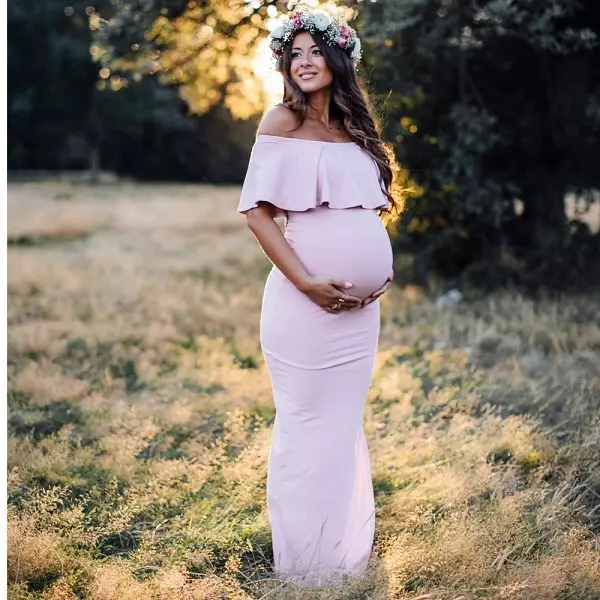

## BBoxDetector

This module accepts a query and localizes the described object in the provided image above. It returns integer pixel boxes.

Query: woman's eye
[291,49,321,58]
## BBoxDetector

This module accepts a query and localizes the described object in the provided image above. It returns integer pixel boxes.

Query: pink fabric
[237,135,389,217]
[238,135,393,587]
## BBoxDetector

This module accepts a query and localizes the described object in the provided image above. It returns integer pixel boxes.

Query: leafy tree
[360,0,600,287]
[8,0,113,173]
[92,0,286,120]
[7,0,262,180]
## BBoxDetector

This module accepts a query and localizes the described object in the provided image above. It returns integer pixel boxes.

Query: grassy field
[7,180,600,600]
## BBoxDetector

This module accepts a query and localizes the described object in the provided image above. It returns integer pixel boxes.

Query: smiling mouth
[299,73,317,80]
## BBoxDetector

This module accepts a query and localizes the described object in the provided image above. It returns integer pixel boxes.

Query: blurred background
[6,2,600,599]
[8,0,600,289]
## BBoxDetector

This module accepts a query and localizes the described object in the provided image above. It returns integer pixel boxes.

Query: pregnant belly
[285,206,393,301]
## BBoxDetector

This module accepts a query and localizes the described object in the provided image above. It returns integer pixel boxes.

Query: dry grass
[7,180,600,600]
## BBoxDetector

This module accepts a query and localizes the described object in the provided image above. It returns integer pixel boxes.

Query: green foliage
[8,0,110,170]
[92,0,278,118]
[7,0,259,180]
[362,0,600,288]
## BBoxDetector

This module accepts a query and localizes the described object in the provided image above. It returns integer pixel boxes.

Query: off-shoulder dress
[237,134,393,587]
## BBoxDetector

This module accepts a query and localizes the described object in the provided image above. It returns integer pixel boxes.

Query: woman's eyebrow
[291,44,319,50]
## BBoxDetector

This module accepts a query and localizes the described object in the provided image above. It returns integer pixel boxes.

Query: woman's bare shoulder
[257,104,299,137]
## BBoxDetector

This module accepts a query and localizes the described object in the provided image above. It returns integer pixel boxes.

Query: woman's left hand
[359,269,394,309]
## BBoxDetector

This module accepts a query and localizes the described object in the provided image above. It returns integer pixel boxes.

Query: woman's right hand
[298,276,362,314]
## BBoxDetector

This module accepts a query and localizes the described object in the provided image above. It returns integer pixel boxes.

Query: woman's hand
[299,276,363,314]
[359,270,394,309]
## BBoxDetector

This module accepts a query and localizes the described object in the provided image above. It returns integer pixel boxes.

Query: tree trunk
[89,144,100,184]
[88,88,101,184]
[521,175,566,252]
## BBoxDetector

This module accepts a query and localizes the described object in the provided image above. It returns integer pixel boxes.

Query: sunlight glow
[252,36,283,109]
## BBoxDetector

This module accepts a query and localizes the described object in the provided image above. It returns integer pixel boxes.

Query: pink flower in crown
[293,12,304,29]
[337,24,352,48]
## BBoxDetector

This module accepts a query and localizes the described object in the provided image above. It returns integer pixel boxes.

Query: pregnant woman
[237,9,402,588]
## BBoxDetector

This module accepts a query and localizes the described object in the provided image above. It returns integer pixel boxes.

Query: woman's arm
[243,105,362,313]
[244,204,362,313]
[245,204,310,291]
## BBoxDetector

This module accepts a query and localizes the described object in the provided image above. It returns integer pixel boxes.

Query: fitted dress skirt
[260,205,393,587]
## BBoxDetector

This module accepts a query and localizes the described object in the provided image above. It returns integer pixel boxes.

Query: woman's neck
[307,89,333,126]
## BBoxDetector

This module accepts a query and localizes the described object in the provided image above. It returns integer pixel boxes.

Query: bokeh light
[252,37,283,109]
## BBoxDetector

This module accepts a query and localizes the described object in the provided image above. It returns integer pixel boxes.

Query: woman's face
[289,32,333,92]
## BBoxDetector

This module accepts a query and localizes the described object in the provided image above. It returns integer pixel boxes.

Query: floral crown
[268,10,362,71]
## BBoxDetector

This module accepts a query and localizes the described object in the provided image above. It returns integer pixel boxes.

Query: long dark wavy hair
[275,29,404,225]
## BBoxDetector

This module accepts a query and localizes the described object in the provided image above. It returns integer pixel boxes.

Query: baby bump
[285,206,393,300]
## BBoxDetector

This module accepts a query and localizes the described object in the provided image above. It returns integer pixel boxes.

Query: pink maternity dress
[237,134,393,587]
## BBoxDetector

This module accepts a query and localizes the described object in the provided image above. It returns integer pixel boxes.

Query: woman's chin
[296,77,320,88]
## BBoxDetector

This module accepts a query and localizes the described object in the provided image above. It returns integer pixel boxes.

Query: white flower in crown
[271,25,285,40]
[312,12,330,31]
[350,37,361,60]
